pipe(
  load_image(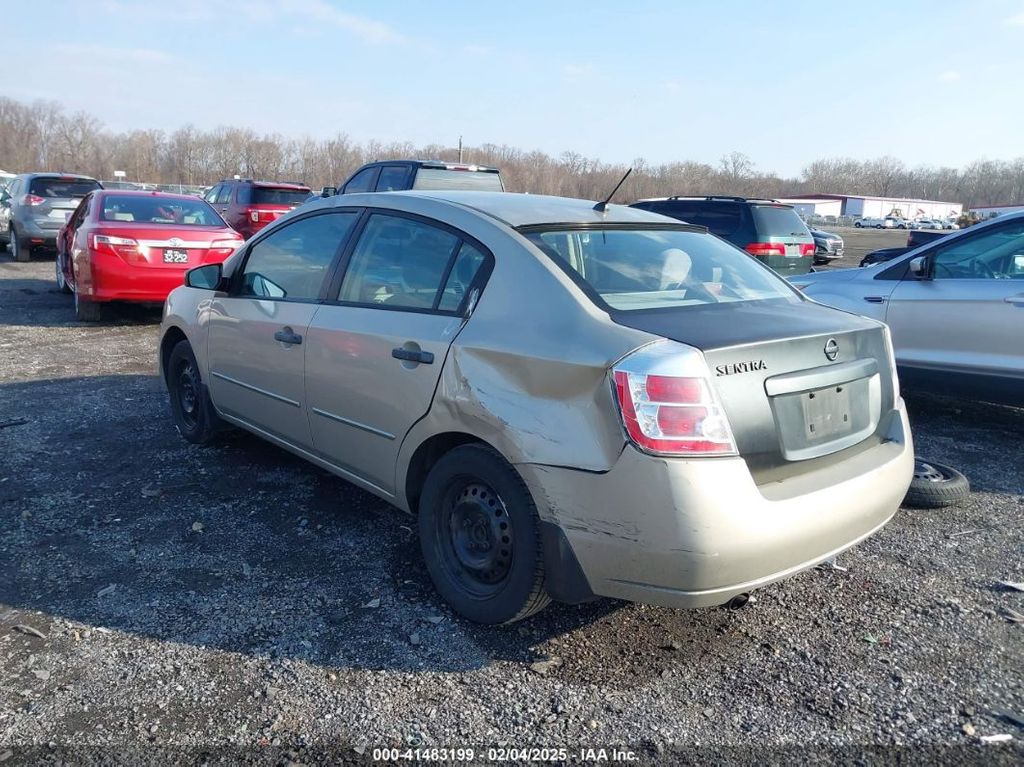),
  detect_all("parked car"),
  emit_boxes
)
[792,211,1024,406]
[943,219,960,230]
[337,160,504,195]
[203,179,311,239]
[860,227,952,266]
[57,190,243,321]
[630,196,815,276]
[159,191,913,623]
[911,218,944,230]
[0,173,103,261]
[809,228,844,264]
[854,216,901,229]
